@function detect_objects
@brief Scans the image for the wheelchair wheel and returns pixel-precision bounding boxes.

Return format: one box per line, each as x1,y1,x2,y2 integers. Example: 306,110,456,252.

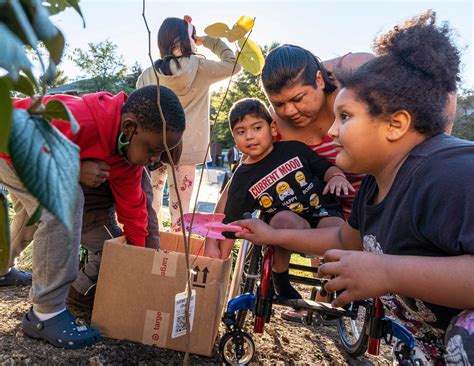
219,330,255,365
236,244,262,327
337,300,370,357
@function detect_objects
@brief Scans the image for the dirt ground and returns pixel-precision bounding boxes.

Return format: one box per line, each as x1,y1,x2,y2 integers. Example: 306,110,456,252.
0,283,394,366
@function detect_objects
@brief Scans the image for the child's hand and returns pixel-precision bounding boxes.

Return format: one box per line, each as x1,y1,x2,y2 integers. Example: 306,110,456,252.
231,219,275,245
204,244,221,259
194,36,204,46
80,159,110,188
318,249,391,308
323,174,355,196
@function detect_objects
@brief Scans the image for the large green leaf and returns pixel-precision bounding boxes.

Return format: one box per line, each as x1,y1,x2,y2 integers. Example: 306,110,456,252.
9,74,35,96
44,99,79,133
42,28,65,64
0,78,12,154
237,38,265,76
7,0,39,48
0,24,32,80
0,192,10,272
45,0,85,27
22,0,59,41
9,109,80,233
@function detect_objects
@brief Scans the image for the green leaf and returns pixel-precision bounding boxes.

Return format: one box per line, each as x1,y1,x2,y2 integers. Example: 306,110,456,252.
22,70,39,92
8,0,39,48
9,109,80,233
42,28,65,64
22,0,59,41
204,22,230,38
9,74,35,96
45,0,86,27
237,38,265,76
0,24,33,80
43,99,79,133
26,205,43,226
0,78,13,154
0,192,10,273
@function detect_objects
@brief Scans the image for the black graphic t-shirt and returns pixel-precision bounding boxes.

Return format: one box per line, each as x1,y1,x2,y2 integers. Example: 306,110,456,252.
224,141,341,225
348,134,474,358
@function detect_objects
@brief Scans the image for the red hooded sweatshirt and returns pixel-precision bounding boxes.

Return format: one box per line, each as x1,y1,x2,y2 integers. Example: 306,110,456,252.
11,92,148,246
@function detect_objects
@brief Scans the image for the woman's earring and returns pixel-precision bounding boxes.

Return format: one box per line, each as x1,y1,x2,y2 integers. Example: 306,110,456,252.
117,132,130,156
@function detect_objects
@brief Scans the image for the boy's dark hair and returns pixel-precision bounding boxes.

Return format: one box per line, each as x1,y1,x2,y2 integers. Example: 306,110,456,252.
336,11,460,137
122,85,185,133
229,98,272,130
261,44,337,95
156,17,196,76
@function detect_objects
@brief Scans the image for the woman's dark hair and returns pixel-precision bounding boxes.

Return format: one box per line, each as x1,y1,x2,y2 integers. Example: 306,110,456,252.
337,11,460,136
122,85,185,133
229,98,272,130
155,17,196,76
261,44,337,95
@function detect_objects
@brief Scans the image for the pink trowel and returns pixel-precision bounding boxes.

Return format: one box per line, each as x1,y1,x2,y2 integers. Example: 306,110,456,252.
181,213,246,240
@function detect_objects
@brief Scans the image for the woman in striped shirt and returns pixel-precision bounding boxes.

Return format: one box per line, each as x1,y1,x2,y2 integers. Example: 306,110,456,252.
262,45,373,218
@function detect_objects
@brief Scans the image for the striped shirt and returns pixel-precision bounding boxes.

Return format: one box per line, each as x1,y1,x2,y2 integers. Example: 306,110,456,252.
307,136,365,218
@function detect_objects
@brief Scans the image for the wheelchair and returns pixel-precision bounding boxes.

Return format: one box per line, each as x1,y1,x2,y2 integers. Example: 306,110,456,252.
219,236,422,365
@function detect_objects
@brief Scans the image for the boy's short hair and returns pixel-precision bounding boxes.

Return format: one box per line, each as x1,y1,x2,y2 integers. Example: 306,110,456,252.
229,98,272,130
122,85,185,133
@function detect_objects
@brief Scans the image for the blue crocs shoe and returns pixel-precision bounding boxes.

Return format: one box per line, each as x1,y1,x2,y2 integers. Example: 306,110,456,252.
0,268,32,286
22,308,101,349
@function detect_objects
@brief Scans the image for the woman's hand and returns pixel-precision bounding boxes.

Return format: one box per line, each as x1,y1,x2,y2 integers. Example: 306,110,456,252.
318,249,391,308
80,159,110,188
323,175,355,196
231,219,276,245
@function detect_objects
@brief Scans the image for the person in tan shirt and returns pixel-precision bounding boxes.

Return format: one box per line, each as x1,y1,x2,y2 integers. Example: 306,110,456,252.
136,16,241,231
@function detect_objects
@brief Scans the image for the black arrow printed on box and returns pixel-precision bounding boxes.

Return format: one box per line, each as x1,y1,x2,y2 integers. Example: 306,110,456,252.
193,266,200,283
202,267,209,284
192,266,210,288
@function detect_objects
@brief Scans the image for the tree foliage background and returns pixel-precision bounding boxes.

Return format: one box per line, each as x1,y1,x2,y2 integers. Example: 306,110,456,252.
209,43,278,148
71,40,142,94
452,89,474,141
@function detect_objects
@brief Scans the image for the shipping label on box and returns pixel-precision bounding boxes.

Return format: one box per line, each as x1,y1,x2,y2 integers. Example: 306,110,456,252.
91,233,232,356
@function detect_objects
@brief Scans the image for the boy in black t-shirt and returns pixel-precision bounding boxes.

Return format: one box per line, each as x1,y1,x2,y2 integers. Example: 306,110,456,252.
204,98,353,301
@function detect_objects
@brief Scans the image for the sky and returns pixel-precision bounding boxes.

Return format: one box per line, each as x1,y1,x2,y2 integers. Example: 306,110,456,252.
51,0,473,90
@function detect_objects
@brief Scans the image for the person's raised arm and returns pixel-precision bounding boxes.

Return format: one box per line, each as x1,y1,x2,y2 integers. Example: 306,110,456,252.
197,36,242,83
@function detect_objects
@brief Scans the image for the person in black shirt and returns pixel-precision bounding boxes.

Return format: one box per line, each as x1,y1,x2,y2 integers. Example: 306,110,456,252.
233,12,474,364
205,98,353,301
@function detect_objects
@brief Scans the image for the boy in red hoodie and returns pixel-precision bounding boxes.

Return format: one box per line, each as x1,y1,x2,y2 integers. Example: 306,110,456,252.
0,85,185,349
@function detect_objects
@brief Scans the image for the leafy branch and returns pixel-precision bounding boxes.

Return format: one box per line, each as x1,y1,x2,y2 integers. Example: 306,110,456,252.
0,0,85,271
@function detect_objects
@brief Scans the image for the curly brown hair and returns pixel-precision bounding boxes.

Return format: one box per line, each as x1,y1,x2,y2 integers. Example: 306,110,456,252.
336,10,460,137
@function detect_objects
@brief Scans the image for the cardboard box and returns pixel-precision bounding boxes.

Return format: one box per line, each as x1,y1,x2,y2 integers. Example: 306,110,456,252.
91,232,232,356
